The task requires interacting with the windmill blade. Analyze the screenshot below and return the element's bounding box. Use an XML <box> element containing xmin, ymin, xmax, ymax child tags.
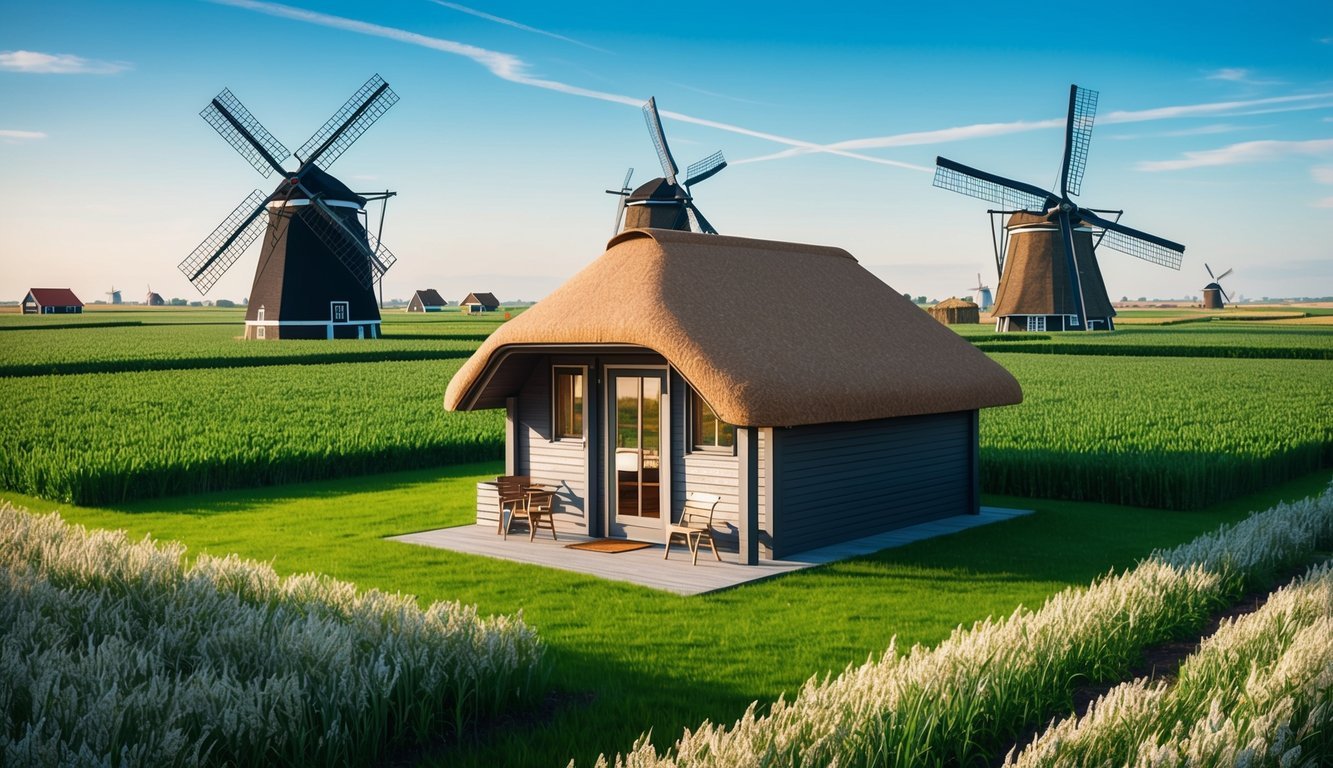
<box><xmin>621</xmin><ymin>167</ymin><xmax>634</xmax><ymax>191</ymax></box>
<box><xmin>642</xmin><ymin>97</ymin><xmax>679</xmax><ymax>185</ymax></box>
<box><xmin>1220</xmin><ymin>286</ymin><xmax>1232</xmax><ymax>304</ymax></box>
<box><xmin>1061</xmin><ymin>84</ymin><xmax>1099</xmax><ymax>197</ymax></box>
<box><xmin>684</xmin><ymin>151</ymin><xmax>727</xmax><ymax>188</ymax></box>
<box><xmin>612</xmin><ymin>194</ymin><xmax>628</xmax><ymax>236</ymax></box>
<box><xmin>686</xmin><ymin>201</ymin><xmax>718</xmax><ymax>234</ymax></box>
<box><xmin>296</xmin><ymin>74</ymin><xmax>399</xmax><ymax>169</ymax></box>
<box><xmin>201</xmin><ymin>89</ymin><xmax>290</xmax><ymax>177</ymax></box>
<box><xmin>1079</xmin><ymin>209</ymin><xmax>1185</xmax><ymax>270</ymax></box>
<box><xmin>1215</xmin><ymin>267</ymin><xmax>1234</xmax><ymax>281</ymax></box>
<box><xmin>178</xmin><ymin>190</ymin><xmax>271</xmax><ymax>294</ymax></box>
<box><xmin>1205</xmin><ymin>262</ymin><xmax>1218</xmax><ymax>281</ymax></box>
<box><xmin>934</xmin><ymin>157</ymin><xmax>1054</xmax><ymax>212</ymax></box>
<box><xmin>297</xmin><ymin>198</ymin><xmax>396</xmax><ymax>287</ymax></box>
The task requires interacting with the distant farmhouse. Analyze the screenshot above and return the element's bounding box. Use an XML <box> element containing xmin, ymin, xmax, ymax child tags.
<box><xmin>22</xmin><ymin>288</ymin><xmax>84</xmax><ymax>315</ymax></box>
<box><xmin>407</xmin><ymin>289</ymin><xmax>448</xmax><ymax>312</ymax></box>
<box><xmin>461</xmin><ymin>292</ymin><xmax>500</xmax><ymax>313</ymax></box>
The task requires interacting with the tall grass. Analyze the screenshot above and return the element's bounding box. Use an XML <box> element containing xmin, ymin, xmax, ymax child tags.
<box><xmin>983</xmin><ymin>354</ymin><xmax>1333</xmax><ymax>509</ymax></box>
<box><xmin>0</xmin><ymin>503</ymin><xmax>546</xmax><ymax>767</ymax></box>
<box><xmin>0</xmin><ymin>359</ymin><xmax>504</xmax><ymax>504</ymax></box>
<box><xmin>1006</xmin><ymin>562</ymin><xmax>1333</xmax><ymax>767</ymax></box>
<box><xmin>591</xmin><ymin>482</ymin><xmax>1333</xmax><ymax>767</ymax></box>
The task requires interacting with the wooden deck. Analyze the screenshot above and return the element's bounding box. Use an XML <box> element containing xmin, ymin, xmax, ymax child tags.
<box><xmin>389</xmin><ymin>506</ymin><xmax>1031</xmax><ymax>596</ymax></box>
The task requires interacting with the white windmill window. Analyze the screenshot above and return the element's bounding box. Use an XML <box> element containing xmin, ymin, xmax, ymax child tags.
<box><xmin>1027</xmin><ymin>316</ymin><xmax>1046</xmax><ymax>332</ymax></box>
<box><xmin>1068</xmin><ymin>314</ymin><xmax>1080</xmax><ymax>327</ymax></box>
<box><xmin>257</xmin><ymin>306</ymin><xmax>265</xmax><ymax>322</ymax></box>
<box><xmin>256</xmin><ymin>326</ymin><xmax>266</xmax><ymax>340</ymax></box>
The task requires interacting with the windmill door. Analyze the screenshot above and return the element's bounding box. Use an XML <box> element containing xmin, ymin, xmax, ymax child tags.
<box><xmin>605</xmin><ymin>367</ymin><xmax>669</xmax><ymax>541</ymax></box>
<box><xmin>330</xmin><ymin>301</ymin><xmax>349</xmax><ymax>323</ymax></box>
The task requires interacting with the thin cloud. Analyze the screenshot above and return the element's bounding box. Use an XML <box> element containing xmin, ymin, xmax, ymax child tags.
<box><xmin>1108</xmin><ymin>123</ymin><xmax>1254</xmax><ymax>141</ymax></box>
<box><xmin>1137</xmin><ymin>138</ymin><xmax>1333</xmax><ymax>171</ymax></box>
<box><xmin>212</xmin><ymin>0</ymin><xmax>928</xmax><ymax>171</ymax></box>
<box><xmin>1312</xmin><ymin>166</ymin><xmax>1333</xmax><ymax>184</ymax></box>
<box><xmin>427</xmin><ymin>0</ymin><xmax>611</xmax><ymax>54</ymax></box>
<box><xmin>0</xmin><ymin>129</ymin><xmax>46</xmax><ymax>143</ymax></box>
<box><xmin>737</xmin><ymin>93</ymin><xmax>1333</xmax><ymax>165</ymax></box>
<box><xmin>0</xmin><ymin>50</ymin><xmax>130</xmax><ymax>74</ymax></box>
<box><xmin>1313</xmin><ymin>196</ymin><xmax>1333</xmax><ymax>208</ymax></box>
<box><xmin>1205</xmin><ymin>67</ymin><xmax>1283</xmax><ymax>86</ymax></box>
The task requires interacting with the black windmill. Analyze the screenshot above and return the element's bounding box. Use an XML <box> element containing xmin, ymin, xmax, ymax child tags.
<box><xmin>612</xmin><ymin>97</ymin><xmax>727</xmax><ymax>234</ymax></box>
<box><xmin>1203</xmin><ymin>264</ymin><xmax>1234</xmax><ymax>309</ymax></box>
<box><xmin>933</xmin><ymin>84</ymin><xmax>1186</xmax><ymax>332</ymax></box>
<box><xmin>179</xmin><ymin>75</ymin><xmax>400</xmax><ymax>340</ymax></box>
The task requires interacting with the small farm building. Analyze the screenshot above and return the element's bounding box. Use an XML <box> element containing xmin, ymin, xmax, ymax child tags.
<box><xmin>928</xmin><ymin>297</ymin><xmax>980</xmax><ymax>325</ymax></box>
<box><xmin>22</xmin><ymin>288</ymin><xmax>84</xmax><ymax>315</ymax></box>
<box><xmin>461</xmin><ymin>292</ymin><xmax>500</xmax><ymax>313</ymax></box>
<box><xmin>445</xmin><ymin>229</ymin><xmax>1023</xmax><ymax>564</ymax></box>
<box><xmin>407</xmin><ymin>289</ymin><xmax>448</xmax><ymax>312</ymax></box>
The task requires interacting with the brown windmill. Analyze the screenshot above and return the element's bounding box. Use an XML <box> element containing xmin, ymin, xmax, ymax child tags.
<box><xmin>934</xmin><ymin>85</ymin><xmax>1186</xmax><ymax>332</ymax></box>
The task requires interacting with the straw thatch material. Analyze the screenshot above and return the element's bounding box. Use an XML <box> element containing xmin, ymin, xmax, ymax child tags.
<box><xmin>445</xmin><ymin>229</ymin><xmax>1022</xmax><ymax>427</ymax></box>
<box><xmin>991</xmin><ymin>212</ymin><xmax>1114</xmax><ymax>319</ymax></box>
<box><xmin>928</xmin><ymin>298</ymin><xmax>980</xmax><ymax>325</ymax></box>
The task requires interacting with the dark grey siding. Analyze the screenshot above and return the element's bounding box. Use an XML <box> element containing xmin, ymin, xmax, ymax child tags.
<box><xmin>669</xmin><ymin>372</ymin><xmax>741</xmax><ymax>551</ymax></box>
<box><xmin>771</xmin><ymin>410</ymin><xmax>975</xmax><ymax>557</ymax></box>
<box><xmin>513</xmin><ymin>357</ymin><xmax>591</xmax><ymax>534</ymax></box>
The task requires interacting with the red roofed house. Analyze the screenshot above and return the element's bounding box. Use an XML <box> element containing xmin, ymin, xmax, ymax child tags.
<box><xmin>22</xmin><ymin>288</ymin><xmax>84</xmax><ymax>314</ymax></box>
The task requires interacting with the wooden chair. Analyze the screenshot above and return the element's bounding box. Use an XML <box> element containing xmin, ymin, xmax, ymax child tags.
<box><xmin>495</xmin><ymin>475</ymin><xmax>531</xmax><ymax>539</ymax></box>
<box><xmin>522</xmin><ymin>485</ymin><xmax>560</xmax><ymax>542</ymax></box>
<box><xmin>665</xmin><ymin>492</ymin><xmax>722</xmax><ymax>565</ymax></box>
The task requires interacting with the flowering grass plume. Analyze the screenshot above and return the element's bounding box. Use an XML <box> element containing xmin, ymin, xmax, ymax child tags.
<box><xmin>1006</xmin><ymin>561</ymin><xmax>1333</xmax><ymax>767</ymax></box>
<box><xmin>0</xmin><ymin>504</ymin><xmax>546</xmax><ymax>767</ymax></box>
<box><xmin>592</xmin><ymin>482</ymin><xmax>1333</xmax><ymax>768</ymax></box>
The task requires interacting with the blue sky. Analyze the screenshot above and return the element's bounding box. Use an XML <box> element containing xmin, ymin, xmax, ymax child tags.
<box><xmin>2</xmin><ymin>0</ymin><xmax>1331</xmax><ymax>305</ymax></box>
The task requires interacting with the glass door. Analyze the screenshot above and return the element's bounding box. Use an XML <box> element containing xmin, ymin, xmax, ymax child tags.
<box><xmin>608</xmin><ymin>370</ymin><xmax>665</xmax><ymax>540</ymax></box>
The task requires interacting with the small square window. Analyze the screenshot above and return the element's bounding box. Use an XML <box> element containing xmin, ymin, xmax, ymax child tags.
<box><xmin>691</xmin><ymin>391</ymin><xmax>734</xmax><ymax>451</ymax></box>
<box><xmin>553</xmin><ymin>367</ymin><xmax>584</xmax><ymax>440</ymax></box>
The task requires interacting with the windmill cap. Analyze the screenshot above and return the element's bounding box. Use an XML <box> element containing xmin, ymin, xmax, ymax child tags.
<box><xmin>271</xmin><ymin>164</ymin><xmax>366</xmax><ymax>206</ymax></box>
<box><xmin>628</xmin><ymin>178</ymin><xmax>685</xmax><ymax>203</ymax></box>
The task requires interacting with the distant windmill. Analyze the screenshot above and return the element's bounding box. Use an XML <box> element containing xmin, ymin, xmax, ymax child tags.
<box><xmin>1202</xmin><ymin>264</ymin><xmax>1234</xmax><ymax>309</ymax></box>
<box><xmin>615</xmin><ymin>97</ymin><xmax>727</xmax><ymax>234</ymax></box>
<box><xmin>145</xmin><ymin>284</ymin><xmax>164</xmax><ymax>306</ymax></box>
<box><xmin>968</xmin><ymin>273</ymin><xmax>993</xmax><ymax>311</ymax></box>
<box><xmin>178</xmin><ymin>74</ymin><xmax>401</xmax><ymax>340</ymax></box>
<box><xmin>933</xmin><ymin>84</ymin><xmax>1186</xmax><ymax>332</ymax></box>
<box><xmin>106</xmin><ymin>287</ymin><xmax>122</xmax><ymax>305</ymax></box>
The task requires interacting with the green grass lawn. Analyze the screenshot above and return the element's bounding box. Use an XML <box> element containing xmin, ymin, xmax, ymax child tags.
<box><xmin>7</xmin><ymin>465</ymin><xmax>1330</xmax><ymax>767</ymax></box>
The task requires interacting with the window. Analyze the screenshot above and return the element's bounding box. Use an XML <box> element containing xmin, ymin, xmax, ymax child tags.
<box><xmin>691</xmin><ymin>391</ymin><xmax>735</xmax><ymax>451</ymax></box>
<box><xmin>553</xmin><ymin>367</ymin><xmax>584</xmax><ymax>440</ymax></box>
<box><xmin>1068</xmin><ymin>314</ymin><xmax>1080</xmax><ymax>327</ymax></box>
<box><xmin>1026</xmin><ymin>315</ymin><xmax>1046</xmax><ymax>332</ymax></box>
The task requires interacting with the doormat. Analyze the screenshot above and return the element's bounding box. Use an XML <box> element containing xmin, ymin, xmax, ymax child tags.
<box><xmin>565</xmin><ymin>539</ymin><xmax>653</xmax><ymax>554</ymax></box>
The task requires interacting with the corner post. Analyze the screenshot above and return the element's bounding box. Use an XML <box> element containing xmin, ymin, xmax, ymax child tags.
<box><xmin>504</xmin><ymin>396</ymin><xmax>518</xmax><ymax>476</ymax></box>
<box><xmin>737</xmin><ymin>426</ymin><xmax>759</xmax><ymax>565</ymax></box>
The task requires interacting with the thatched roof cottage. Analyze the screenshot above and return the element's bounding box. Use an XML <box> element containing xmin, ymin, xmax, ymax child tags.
<box><xmin>445</xmin><ymin>229</ymin><xmax>1021</xmax><ymax>563</ymax></box>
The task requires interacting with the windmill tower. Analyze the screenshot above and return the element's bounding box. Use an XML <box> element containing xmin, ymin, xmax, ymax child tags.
<box><xmin>178</xmin><ymin>75</ymin><xmax>401</xmax><ymax>340</ymax></box>
<box><xmin>934</xmin><ymin>85</ymin><xmax>1186</xmax><ymax>332</ymax></box>
<box><xmin>106</xmin><ymin>287</ymin><xmax>122</xmax><ymax>305</ymax></box>
<box><xmin>1202</xmin><ymin>264</ymin><xmax>1233</xmax><ymax>309</ymax></box>
<box><xmin>968</xmin><ymin>273</ymin><xmax>993</xmax><ymax>311</ymax></box>
<box><xmin>612</xmin><ymin>97</ymin><xmax>727</xmax><ymax>234</ymax></box>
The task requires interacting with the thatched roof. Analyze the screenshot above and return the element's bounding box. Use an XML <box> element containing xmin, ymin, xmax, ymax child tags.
<box><xmin>932</xmin><ymin>297</ymin><xmax>978</xmax><ymax>310</ymax></box>
<box><xmin>445</xmin><ymin>229</ymin><xmax>1021</xmax><ymax>427</ymax></box>
<box><xmin>413</xmin><ymin>289</ymin><xmax>447</xmax><ymax>307</ymax></box>
<box><xmin>462</xmin><ymin>292</ymin><xmax>499</xmax><ymax>308</ymax></box>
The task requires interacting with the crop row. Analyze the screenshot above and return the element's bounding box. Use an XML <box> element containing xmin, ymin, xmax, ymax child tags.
<box><xmin>0</xmin><ymin>502</ymin><xmax>545</xmax><ymax>767</ymax></box>
<box><xmin>591</xmin><ymin>482</ymin><xmax>1333</xmax><ymax>768</ymax></box>
<box><xmin>981</xmin><ymin>353</ymin><xmax>1333</xmax><ymax>509</ymax></box>
<box><xmin>0</xmin><ymin>360</ymin><xmax>504</xmax><ymax>505</ymax></box>
<box><xmin>1006</xmin><ymin>561</ymin><xmax>1333</xmax><ymax>767</ymax></box>
<box><xmin>0</xmin><ymin>318</ymin><xmax>500</xmax><ymax>377</ymax></box>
